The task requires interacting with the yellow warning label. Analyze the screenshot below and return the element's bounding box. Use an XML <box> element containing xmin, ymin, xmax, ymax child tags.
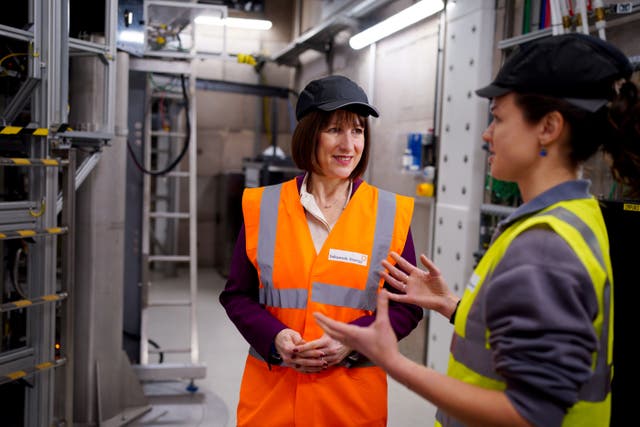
<box><xmin>623</xmin><ymin>203</ymin><xmax>640</xmax><ymax>212</ymax></box>
<box><xmin>0</xmin><ymin>126</ymin><xmax>21</xmax><ymax>135</ymax></box>
<box><xmin>10</xmin><ymin>158</ymin><xmax>31</xmax><ymax>165</ymax></box>
<box><xmin>7</xmin><ymin>370</ymin><xmax>27</xmax><ymax>380</ymax></box>
<box><xmin>36</xmin><ymin>362</ymin><xmax>53</xmax><ymax>370</ymax></box>
<box><xmin>13</xmin><ymin>300</ymin><xmax>32</xmax><ymax>308</ymax></box>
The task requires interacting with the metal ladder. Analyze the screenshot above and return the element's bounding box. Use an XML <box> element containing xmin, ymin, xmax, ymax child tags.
<box><xmin>137</xmin><ymin>61</ymin><xmax>205</xmax><ymax>383</ymax></box>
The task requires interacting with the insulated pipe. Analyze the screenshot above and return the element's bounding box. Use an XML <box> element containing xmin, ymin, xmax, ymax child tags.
<box><xmin>593</xmin><ymin>0</ymin><xmax>607</xmax><ymax>40</ymax></box>
<box><xmin>576</xmin><ymin>0</ymin><xmax>589</xmax><ymax>34</ymax></box>
<box><xmin>550</xmin><ymin>0</ymin><xmax>563</xmax><ymax>35</ymax></box>
<box><xmin>558</xmin><ymin>0</ymin><xmax>571</xmax><ymax>32</ymax></box>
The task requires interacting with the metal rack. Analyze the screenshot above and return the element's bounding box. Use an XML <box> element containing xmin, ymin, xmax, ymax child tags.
<box><xmin>0</xmin><ymin>0</ymin><xmax>117</xmax><ymax>424</ymax></box>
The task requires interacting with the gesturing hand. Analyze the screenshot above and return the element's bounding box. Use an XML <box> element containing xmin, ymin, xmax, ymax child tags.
<box><xmin>314</xmin><ymin>290</ymin><xmax>401</xmax><ymax>373</ymax></box>
<box><xmin>381</xmin><ymin>252</ymin><xmax>459</xmax><ymax>319</ymax></box>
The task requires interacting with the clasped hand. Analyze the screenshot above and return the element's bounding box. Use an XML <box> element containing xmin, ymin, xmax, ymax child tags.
<box><xmin>274</xmin><ymin>329</ymin><xmax>351</xmax><ymax>374</ymax></box>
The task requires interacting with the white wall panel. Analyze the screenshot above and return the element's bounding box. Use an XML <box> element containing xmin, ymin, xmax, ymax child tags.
<box><xmin>427</xmin><ymin>0</ymin><xmax>495</xmax><ymax>375</ymax></box>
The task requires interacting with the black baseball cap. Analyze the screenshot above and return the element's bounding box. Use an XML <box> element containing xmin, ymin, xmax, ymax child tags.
<box><xmin>476</xmin><ymin>33</ymin><xmax>633</xmax><ymax>112</ymax></box>
<box><xmin>296</xmin><ymin>75</ymin><xmax>379</xmax><ymax>121</ymax></box>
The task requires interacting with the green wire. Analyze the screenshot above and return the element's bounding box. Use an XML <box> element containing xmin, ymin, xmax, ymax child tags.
<box><xmin>523</xmin><ymin>0</ymin><xmax>531</xmax><ymax>34</ymax></box>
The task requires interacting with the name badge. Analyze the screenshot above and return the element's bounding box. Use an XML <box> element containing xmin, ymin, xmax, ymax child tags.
<box><xmin>328</xmin><ymin>249</ymin><xmax>368</xmax><ymax>267</ymax></box>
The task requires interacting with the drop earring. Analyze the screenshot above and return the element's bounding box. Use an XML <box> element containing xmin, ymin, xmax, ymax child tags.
<box><xmin>540</xmin><ymin>147</ymin><xmax>548</xmax><ymax>157</ymax></box>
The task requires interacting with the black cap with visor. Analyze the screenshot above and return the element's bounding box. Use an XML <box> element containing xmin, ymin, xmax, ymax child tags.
<box><xmin>476</xmin><ymin>33</ymin><xmax>633</xmax><ymax>112</ymax></box>
<box><xmin>296</xmin><ymin>75</ymin><xmax>379</xmax><ymax>121</ymax></box>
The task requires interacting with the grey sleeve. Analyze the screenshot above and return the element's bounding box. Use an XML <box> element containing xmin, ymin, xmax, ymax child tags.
<box><xmin>484</xmin><ymin>227</ymin><xmax>599</xmax><ymax>427</ymax></box>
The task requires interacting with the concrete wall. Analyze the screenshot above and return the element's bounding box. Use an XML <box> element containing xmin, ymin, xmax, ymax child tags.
<box><xmin>186</xmin><ymin>0</ymin><xmax>296</xmax><ymax>267</ymax></box>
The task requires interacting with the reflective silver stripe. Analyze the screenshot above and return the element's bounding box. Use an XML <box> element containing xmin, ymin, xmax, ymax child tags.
<box><xmin>257</xmin><ymin>184</ymin><xmax>282</xmax><ymax>305</ymax></box>
<box><xmin>453</xmin><ymin>205</ymin><xmax>612</xmax><ymax>399</ymax></box>
<box><xmin>542</xmin><ymin>207</ymin><xmax>605</xmax><ymax>268</ymax></box>
<box><xmin>256</xmin><ymin>186</ymin><xmax>397</xmax><ymax>311</ymax></box>
<box><xmin>536</xmin><ymin>207</ymin><xmax>612</xmax><ymax>401</ymax></box>
<box><xmin>436</xmin><ymin>410</ymin><xmax>465</xmax><ymax>427</ymax></box>
<box><xmin>310</xmin><ymin>189</ymin><xmax>396</xmax><ymax>311</ymax></box>
<box><xmin>367</xmin><ymin>190</ymin><xmax>396</xmax><ymax>293</ymax></box>
<box><xmin>312</xmin><ymin>282</ymin><xmax>377</xmax><ymax>310</ymax></box>
<box><xmin>259</xmin><ymin>287</ymin><xmax>308</xmax><ymax>309</ymax></box>
<box><xmin>249</xmin><ymin>346</ymin><xmax>263</xmax><ymax>360</ymax></box>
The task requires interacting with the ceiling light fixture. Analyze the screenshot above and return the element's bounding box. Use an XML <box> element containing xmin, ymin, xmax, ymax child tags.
<box><xmin>349</xmin><ymin>0</ymin><xmax>444</xmax><ymax>50</ymax></box>
<box><xmin>194</xmin><ymin>15</ymin><xmax>272</xmax><ymax>30</ymax></box>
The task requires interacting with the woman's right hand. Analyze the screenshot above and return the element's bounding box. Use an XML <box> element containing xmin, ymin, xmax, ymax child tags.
<box><xmin>381</xmin><ymin>252</ymin><xmax>459</xmax><ymax>320</ymax></box>
<box><xmin>274</xmin><ymin>328</ymin><xmax>326</xmax><ymax>373</ymax></box>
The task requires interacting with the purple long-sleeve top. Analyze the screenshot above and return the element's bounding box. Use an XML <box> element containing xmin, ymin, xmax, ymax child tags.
<box><xmin>219</xmin><ymin>176</ymin><xmax>424</xmax><ymax>362</ymax></box>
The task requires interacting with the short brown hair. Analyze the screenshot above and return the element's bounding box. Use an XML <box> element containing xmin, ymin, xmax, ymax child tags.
<box><xmin>291</xmin><ymin>109</ymin><xmax>370</xmax><ymax>179</ymax></box>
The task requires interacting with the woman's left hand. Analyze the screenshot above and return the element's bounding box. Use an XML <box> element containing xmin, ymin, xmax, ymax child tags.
<box><xmin>293</xmin><ymin>334</ymin><xmax>352</xmax><ymax>368</ymax></box>
<box><xmin>314</xmin><ymin>290</ymin><xmax>401</xmax><ymax>372</ymax></box>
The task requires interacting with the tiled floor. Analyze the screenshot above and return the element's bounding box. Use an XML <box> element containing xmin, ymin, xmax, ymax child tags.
<box><xmin>132</xmin><ymin>268</ymin><xmax>436</xmax><ymax>426</ymax></box>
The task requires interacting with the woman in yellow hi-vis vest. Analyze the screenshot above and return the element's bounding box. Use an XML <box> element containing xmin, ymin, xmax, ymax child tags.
<box><xmin>316</xmin><ymin>34</ymin><xmax>640</xmax><ymax>427</ymax></box>
<box><xmin>220</xmin><ymin>75</ymin><xmax>423</xmax><ymax>426</ymax></box>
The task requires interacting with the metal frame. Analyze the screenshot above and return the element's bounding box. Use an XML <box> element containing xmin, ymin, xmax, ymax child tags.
<box><xmin>427</xmin><ymin>0</ymin><xmax>495</xmax><ymax>374</ymax></box>
<box><xmin>143</xmin><ymin>0</ymin><xmax>227</xmax><ymax>60</ymax></box>
<box><xmin>0</xmin><ymin>0</ymin><xmax>117</xmax><ymax>424</ymax></box>
<box><xmin>138</xmin><ymin>58</ymin><xmax>205</xmax><ymax>380</ymax></box>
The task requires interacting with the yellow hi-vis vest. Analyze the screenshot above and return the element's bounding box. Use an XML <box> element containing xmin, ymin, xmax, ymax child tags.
<box><xmin>436</xmin><ymin>197</ymin><xmax>613</xmax><ymax>427</ymax></box>
<box><xmin>239</xmin><ymin>178</ymin><xmax>414</xmax><ymax>427</ymax></box>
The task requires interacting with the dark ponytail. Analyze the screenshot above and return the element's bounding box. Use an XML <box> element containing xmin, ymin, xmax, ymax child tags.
<box><xmin>515</xmin><ymin>80</ymin><xmax>640</xmax><ymax>199</ymax></box>
<box><xmin>604</xmin><ymin>80</ymin><xmax>640</xmax><ymax>199</ymax></box>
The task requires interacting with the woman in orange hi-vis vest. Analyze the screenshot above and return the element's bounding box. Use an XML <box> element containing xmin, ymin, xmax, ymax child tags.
<box><xmin>220</xmin><ymin>75</ymin><xmax>424</xmax><ymax>427</ymax></box>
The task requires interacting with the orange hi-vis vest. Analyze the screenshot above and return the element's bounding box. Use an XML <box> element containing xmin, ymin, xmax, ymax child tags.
<box><xmin>238</xmin><ymin>178</ymin><xmax>414</xmax><ymax>427</ymax></box>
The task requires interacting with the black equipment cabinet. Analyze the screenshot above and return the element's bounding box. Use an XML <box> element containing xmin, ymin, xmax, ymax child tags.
<box><xmin>601</xmin><ymin>200</ymin><xmax>639</xmax><ymax>426</ymax></box>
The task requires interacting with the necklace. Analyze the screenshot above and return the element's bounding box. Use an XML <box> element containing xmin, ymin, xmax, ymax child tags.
<box><xmin>318</xmin><ymin>188</ymin><xmax>348</xmax><ymax>209</ymax></box>
<box><xmin>308</xmin><ymin>176</ymin><xmax>350</xmax><ymax>210</ymax></box>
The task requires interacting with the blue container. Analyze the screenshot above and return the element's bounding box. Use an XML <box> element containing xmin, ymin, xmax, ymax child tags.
<box><xmin>407</xmin><ymin>133</ymin><xmax>422</xmax><ymax>170</ymax></box>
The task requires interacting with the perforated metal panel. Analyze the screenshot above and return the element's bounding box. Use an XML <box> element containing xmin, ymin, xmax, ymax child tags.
<box><xmin>427</xmin><ymin>0</ymin><xmax>495</xmax><ymax>374</ymax></box>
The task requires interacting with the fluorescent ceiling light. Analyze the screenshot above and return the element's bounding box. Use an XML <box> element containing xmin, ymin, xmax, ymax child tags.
<box><xmin>194</xmin><ymin>15</ymin><xmax>272</xmax><ymax>30</ymax></box>
<box><xmin>349</xmin><ymin>0</ymin><xmax>444</xmax><ymax>50</ymax></box>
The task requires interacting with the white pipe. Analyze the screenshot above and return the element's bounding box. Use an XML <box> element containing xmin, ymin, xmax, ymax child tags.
<box><xmin>558</xmin><ymin>0</ymin><xmax>571</xmax><ymax>33</ymax></box>
<box><xmin>577</xmin><ymin>0</ymin><xmax>589</xmax><ymax>34</ymax></box>
<box><xmin>593</xmin><ymin>0</ymin><xmax>607</xmax><ymax>40</ymax></box>
<box><xmin>550</xmin><ymin>0</ymin><xmax>563</xmax><ymax>35</ymax></box>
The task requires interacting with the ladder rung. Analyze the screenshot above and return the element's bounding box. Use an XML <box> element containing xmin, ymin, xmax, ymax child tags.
<box><xmin>149</xmin><ymin>348</ymin><xmax>191</xmax><ymax>354</ymax></box>
<box><xmin>147</xmin><ymin>300</ymin><xmax>192</xmax><ymax>307</ymax></box>
<box><xmin>133</xmin><ymin>363</ymin><xmax>206</xmax><ymax>382</ymax></box>
<box><xmin>151</xmin><ymin>131</ymin><xmax>187</xmax><ymax>138</ymax></box>
<box><xmin>149</xmin><ymin>212</ymin><xmax>190</xmax><ymax>219</ymax></box>
<box><xmin>166</xmin><ymin>171</ymin><xmax>189</xmax><ymax>178</ymax></box>
<box><xmin>148</xmin><ymin>255</ymin><xmax>191</xmax><ymax>262</ymax></box>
